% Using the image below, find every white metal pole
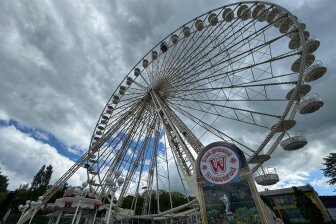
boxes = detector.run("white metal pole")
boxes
[105,189,115,224]
[17,212,24,224]
[28,209,37,224]
[71,198,82,224]
[92,210,98,224]
[75,208,83,224]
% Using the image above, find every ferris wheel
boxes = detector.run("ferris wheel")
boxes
[20,1,327,223]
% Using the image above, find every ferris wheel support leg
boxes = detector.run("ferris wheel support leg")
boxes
[246,175,275,224]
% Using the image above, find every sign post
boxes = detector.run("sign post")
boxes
[196,141,271,224]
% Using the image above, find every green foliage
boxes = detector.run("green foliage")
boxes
[0,168,9,192]
[292,186,324,223]
[207,209,219,224]
[234,207,260,224]
[31,164,53,193]
[120,190,190,215]
[322,153,336,185]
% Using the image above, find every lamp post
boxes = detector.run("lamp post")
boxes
[17,200,30,224]
[105,171,124,224]
[71,182,89,224]
[28,196,43,224]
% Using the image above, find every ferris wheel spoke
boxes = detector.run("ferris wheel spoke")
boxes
[98,103,152,195]
[171,101,272,129]
[90,106,152,192]
[173,98,281,119]
[162,5,245,83]
[170,26,293,88]
[171,104,254,156]
[173,81,296,98]
[168,13,276,86]
[161,20,226,82]
[172,49,297,94]
[118,115,159,206]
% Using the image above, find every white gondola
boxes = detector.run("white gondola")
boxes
[300,36,320,54]
[223,8,234,22]
[266,7,281,23]
[298,93,324,114]
[291,54,315,73]
[272,12,286,27]
[160,41,168,53]
[93,136,100,141]
[286,84,311,100]
[287,20,306,37]
[195,19,204,31]
[97,125,105,130]
[271,119,296,132]
[257,8,269,22]
[208,13,218,25]
[95,130,102,136]
[304,61,327,82]
[101,115,109,120]
[105,109,112,114]
[183,26,191,37]
[89,158,98,163]
[171,34,179,44]
[237,5,250,21]
[252,4,265,19]
[279,17,293,34]
[288,30,310,49]
[107,105,113,110]
[280,130,307,151]
[89,170,98,175]
[152,51,158,60]
[249,154,271,164]
[113,95,120,104]
[134,68,140,76]
[255,167,279,186]
[100,119,107,125]
[143,59,149,68]
[119,86,126,95]
[126,77,133,85]
[89,154,96,159]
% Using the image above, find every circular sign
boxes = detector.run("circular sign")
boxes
[199,145,240,184]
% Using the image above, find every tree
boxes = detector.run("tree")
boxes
[31,164,53,193]
[0,168,9,192]
[292,186,324,223]
[322,153,336,185]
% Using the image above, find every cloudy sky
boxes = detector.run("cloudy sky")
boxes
[0,0,335,196]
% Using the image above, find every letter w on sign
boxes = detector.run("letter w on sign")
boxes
[94,203,100,209]
[64,201,73,208]
[209,156,227,174]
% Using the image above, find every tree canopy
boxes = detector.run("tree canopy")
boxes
[322,152,336,185]
[0,168,9,192]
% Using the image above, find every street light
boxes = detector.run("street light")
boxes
[71,182,89,224]
[28,196,43,224]
[17,200,30,223]
[105,171,124,224]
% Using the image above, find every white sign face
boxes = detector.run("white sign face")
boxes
[199,145,240,184]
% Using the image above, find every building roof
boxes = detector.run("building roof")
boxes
[319,196,336,208]
[259,185,314,196]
